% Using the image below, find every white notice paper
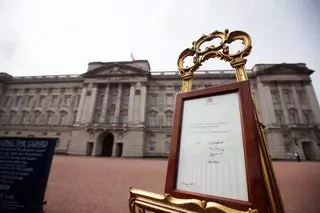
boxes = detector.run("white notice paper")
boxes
[176,92,248,201]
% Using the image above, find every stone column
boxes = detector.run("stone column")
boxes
[133,82,141,123]
[99,84,110,123]
[305,83,320,124]
[256,81,275,125]
[114,84,122,123]
[139,83,147,123]
[87,84,99,123]
[75,86,87,124]
[291,84,304,123]
[128,83,135,123]
[278,85,289,124]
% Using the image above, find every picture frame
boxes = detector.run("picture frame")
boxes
[165,80,268,212]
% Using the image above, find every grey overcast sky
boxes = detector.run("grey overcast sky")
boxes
[0,0,320,100]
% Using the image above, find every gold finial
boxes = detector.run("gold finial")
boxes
[177,29,252,92]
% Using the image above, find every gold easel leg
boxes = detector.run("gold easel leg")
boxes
[232,61,285,213]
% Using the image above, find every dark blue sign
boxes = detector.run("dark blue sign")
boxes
[0,137,57,213]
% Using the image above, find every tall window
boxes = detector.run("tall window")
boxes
[33,111,41,124]
[25,96,33,106]
[8,111,16,124]
[303,110,312,124]
[59,111,67,125]
[149,94,157,106]
[271,91,280,104]
[148,111,157,127]
[73,111,77,123]
[165,111,173,127]
[288,109,298,124]
[14,96,21,107]
[51,95,58,106]
[94,109,101,123]
[275,110,284,125]
[283,90,293,103]
[120,111,128,124]
[149,141,155,152]
[297,90,306,104]
[107,111,114,124]
[46,111,54,125]
[0,111,4,124]
[38,96,45,107]
[1,96,9,108]
[63,95,71,106]
[165,94,173,107]
[21,111,29,124]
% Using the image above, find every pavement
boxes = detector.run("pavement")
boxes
[44,156,320,213]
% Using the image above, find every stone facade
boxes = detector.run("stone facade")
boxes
[0,61,320,160]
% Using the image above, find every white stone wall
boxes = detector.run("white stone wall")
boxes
[0,62,319,160]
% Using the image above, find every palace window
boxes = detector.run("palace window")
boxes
[94,109,101,123]
[120,111,128,124]
[58,111,68,125]
[288,109,298,124]
[38,96,45,107]
[63,95,71,106]
[51,95,58,106]
[25,96,33,106]
[165,111,173,127]
[14,96,21,107]
[271,90,280,104]
[165,94,173,107]
[149,94,157,106]
[149,141,156,152]
[283,90,293,104]
[8,111,16,124]
[21,111,29,124]
[46,111,54,125]
[148,111,158,127]
[73,111,77,123]
[297,90,307,104]
[1,96,9,108]
[303,110,312,124]
[107,111,115,124]
[33,111,41,124]
[275,110,284,125]
[0,111,4,124]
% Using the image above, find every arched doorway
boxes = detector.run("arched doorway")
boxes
[101,133,114,157]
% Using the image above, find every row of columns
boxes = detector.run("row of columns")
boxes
[75,82,147,125]
[257,81,320,125]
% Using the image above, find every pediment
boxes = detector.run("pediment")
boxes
[82,63,149,77]
[256,64,314,76]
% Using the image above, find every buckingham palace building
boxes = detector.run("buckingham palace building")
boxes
[0,60,320,160]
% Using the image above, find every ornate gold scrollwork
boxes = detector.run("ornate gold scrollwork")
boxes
[129,187,258,213]
[178,29,252,92]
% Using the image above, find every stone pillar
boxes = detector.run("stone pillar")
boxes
[133,82,141,123]
[278,85,289,124]
[305,83,320,124]
[75,86,87,124]
[87,84,99,123]
[128,83,135,123]
[139,83,147,123]
[114,84,122,123]
[291,84,304,123]
[99,84,110,123]
[256,81,275,125]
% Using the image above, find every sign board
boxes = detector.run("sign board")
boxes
[165,81,268,212]
[0,137,57,213]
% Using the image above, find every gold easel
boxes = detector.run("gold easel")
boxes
[129,29,285,213]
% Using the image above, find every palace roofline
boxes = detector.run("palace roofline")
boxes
[0,62,314,83]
